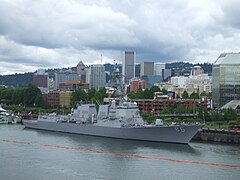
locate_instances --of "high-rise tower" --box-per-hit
[122,51,135,84]
[141,62,154,76]
[90,64,106,90]
[76,61,85,83]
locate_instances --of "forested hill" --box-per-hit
[0,73,33,88]
[166,62,212,75]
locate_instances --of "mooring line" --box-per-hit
[1,139,240,169]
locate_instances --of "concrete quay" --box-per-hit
[193,128,240,144]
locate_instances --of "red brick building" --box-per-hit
[43,91,60,108]
[134,98,208,115]
[33,74,48,88]
[130,79,147,93]
[43,91,72,108]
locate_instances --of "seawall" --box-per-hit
[193,128,240,144]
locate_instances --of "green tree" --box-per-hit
[161,107,172,114]
[12,88,24,105]
[204,111,211,122]
[137,87,144,99]
[87,88,96,101]
[207,92,212,98]
[150,86,160,92]
[197,107,210,122]
[149,86,160,99]
[0,87,14,101]
[161,88,168,95]
[175,104,187,114]
[34,94,44,107]
[184,106,192,114]
[71,89,88,106]
[23,84,42,106]
[182,91,189,99]
[143,88,150,99]
[200,91,208,97]
[128,91,138,99]
[200,91,212,98]
[96,88,108,103]
[210,111,224,121]
[92,88,108,110]
[190,91,199,99]
[223,108,237,122]
[141,112,156,124]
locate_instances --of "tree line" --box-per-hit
[141,106,240,125]
[0,84,108,109]
[0,84,43,107]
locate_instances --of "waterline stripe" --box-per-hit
[1,139,240,169]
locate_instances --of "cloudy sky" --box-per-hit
[0,0,240,75]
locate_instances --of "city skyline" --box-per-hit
[0,0,240,75]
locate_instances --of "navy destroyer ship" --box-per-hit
[23,67,202,144]
[23,100,202,144]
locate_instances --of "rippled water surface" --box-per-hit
[0,125,239,180]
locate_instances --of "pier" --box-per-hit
[193,128,240,144]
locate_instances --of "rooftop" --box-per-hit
[221,100,240,110]
[214,52,240,65]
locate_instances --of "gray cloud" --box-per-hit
[0,0,138,49]
[219,0,240,29]
[0,0,240,74]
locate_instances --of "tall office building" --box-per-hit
[76,61,85,82]
[85,66,90,84]
[154,63,165,75]
[122,51,135,84]
[90,64,106,90]
[140,62,154,76]
[212,53,240,108]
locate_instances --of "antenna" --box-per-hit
[101,53,102,65]
[113,59,116,71]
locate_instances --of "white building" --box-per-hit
[171,76,188,88]
[154,63,165,75]
[186,74,212,93]
[160,74,212,97]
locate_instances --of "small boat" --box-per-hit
[0,105,21,124]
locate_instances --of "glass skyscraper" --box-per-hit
[212,53,240,108]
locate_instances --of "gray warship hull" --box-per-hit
[23,120,201,144]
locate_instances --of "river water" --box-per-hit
[0,125,239,180]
